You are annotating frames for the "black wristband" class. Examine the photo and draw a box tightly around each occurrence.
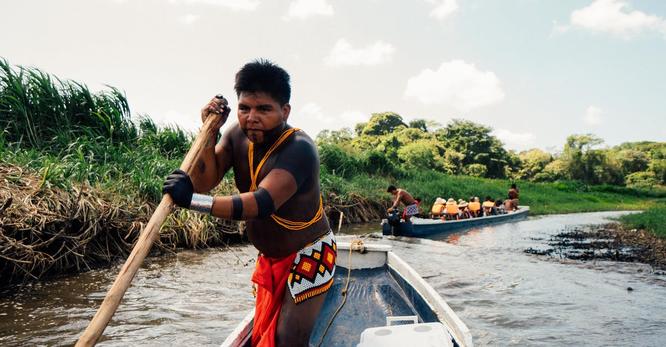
[232,195,243,220]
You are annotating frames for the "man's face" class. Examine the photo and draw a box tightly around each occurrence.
[237,91,290,144]
[390,190,397,197]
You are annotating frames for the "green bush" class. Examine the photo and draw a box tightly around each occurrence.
[463,163,487,178]
[319,143,359,178]
[625,171,659,189]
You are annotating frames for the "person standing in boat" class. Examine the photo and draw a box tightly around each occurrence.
[162,59,336,347]
[508,183,519,211]
[386,185,419,221]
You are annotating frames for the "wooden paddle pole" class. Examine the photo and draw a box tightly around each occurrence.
[75,113,222,347]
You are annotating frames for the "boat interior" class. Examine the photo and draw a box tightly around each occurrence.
[309,264,455,346]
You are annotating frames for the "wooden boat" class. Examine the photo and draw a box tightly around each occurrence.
[221,241,473,347]
[382,206,530,238]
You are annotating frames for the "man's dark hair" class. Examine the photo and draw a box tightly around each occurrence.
[234,59,291,106]
[511,183,517,189]
[387,185,397,193]
[485,196,492,201]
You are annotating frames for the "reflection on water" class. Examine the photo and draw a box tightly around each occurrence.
[1,211,665,346]
[0,246,259,347]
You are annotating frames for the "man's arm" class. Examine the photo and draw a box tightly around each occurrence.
[190,133,232,193]
[189,96,232,193]
[209,169,297,219]
[390,191,402,209]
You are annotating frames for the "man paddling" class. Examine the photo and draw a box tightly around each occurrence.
[162,59,336,347]
[386,185,419,221]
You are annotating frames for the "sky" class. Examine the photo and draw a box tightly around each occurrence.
[1,0,665,152]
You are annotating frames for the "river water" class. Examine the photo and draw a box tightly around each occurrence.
[1,211,665,346]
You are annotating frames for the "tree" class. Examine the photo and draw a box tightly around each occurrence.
[613,149,649,174]
[463,164,487,177]
[559,134,624,184]
[535,159,567,182]
[561,134,604,181]
[625,171,658,189]
[649,159,666,184]
[316,128,353,145]
[361,112,407,136]
[517,149,553,180]
[408,119,428,132]
[354,122,367,136]
[436,119,510,178]
[443,149,465,175]
[397,140,441,170]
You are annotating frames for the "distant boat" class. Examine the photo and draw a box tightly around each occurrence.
[382,206,530,238]
[221,241,473,347]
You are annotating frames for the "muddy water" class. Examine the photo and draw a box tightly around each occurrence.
[1,211,665,346]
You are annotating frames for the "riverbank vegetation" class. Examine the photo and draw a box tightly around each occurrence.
[619,204,666,239]
[1,59,665,283]
[318,113,666,215]
[0,59,239,284]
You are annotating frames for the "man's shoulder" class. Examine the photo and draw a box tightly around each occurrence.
[284,129,317,153]
[293,128,315,144]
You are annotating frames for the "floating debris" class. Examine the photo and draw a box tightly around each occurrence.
[524,224,666,269]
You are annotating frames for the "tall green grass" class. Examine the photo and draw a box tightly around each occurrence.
[619,204,666,238]
[0,58,193,201]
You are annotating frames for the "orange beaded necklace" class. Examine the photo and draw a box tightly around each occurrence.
[248,128,324,230]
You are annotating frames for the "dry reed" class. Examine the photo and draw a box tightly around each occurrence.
[0,164,239,285]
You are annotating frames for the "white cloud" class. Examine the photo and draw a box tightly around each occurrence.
[169,0,260,11]
[178,14,200,24]
[404,59,504,111]
[150,110,200,132]
[324,39,396,67]
[493,129,536,150]
[291,102,367,137]
[283,0,334,20]
[427,0,458,21]
[584,105,603,126]
[565,0,666,38]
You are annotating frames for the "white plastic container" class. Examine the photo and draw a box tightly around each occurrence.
[357,322,453,347]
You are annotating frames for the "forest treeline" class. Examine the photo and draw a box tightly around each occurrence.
[316,112,666,190]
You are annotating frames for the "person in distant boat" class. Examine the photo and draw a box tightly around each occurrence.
[430,197,446,218]
[387,185,419,221]
[444,198,459,220]
[414,197,423,216]
[468,197,481,218]
[458,200,470,219]
[508,183,519,211]
[482,196,495,216]
[503,199,514,213]
[494,199,506,214]
[162,59,335,347]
